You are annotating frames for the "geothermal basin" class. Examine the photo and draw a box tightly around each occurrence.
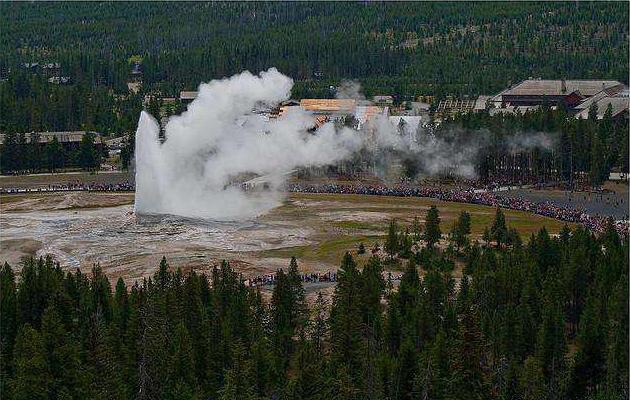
[1,190,574,285]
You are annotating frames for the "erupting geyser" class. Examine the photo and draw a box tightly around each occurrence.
[134,68,361,220]
[134,69,555,221]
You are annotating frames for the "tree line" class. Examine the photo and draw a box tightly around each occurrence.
[1,207,627,399]
[0,131,104,174]
[439,102,629,186]
[0,2,627,136]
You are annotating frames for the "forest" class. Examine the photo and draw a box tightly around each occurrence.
[1,98,626,188]
[1,208,627,400]
[443,102,630,185]
[0,131,104,174]
[0,2,628,135]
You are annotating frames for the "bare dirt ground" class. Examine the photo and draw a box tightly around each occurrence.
[1,191,573,286]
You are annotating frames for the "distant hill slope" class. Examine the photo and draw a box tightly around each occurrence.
[1,2,628,97]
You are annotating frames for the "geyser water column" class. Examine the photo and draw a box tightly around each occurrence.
[134,68,361,220]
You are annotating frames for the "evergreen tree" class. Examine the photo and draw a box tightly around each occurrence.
[45,136,65,172]
[450,211,471,252]
[0,132,19,173]
[11,324,51,400]
[40,305,90,399]
[329,253,364,390]
[490,208,509,248]
[0,263,17,399]
[384,219,399,261]
[79,131,99,171]
[424,206,442,249]
[535,296,567,395]
[164,322,199,400]
[219,341,257,400]
[518,356,546,400]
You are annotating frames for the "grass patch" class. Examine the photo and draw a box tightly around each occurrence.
[332,220,384,231]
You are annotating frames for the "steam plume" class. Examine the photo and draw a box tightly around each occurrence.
[135,68,361,220]
[134,69,558,220]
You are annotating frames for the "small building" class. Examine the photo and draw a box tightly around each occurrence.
[435,97,476,118]
[48,76,71,85]
[474,95,491,112]
[180,91,199,103]
[417,95,435,105]
[127,62,143,94]
[299,99,356,114]
[0,131,103,152]
[488,105,540,117]
[573,86,629,120]
[373,95,394,106]
[490,79,624,108]
[41,63,62,78]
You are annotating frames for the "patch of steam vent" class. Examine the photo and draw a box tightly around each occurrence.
[134,68,361,220]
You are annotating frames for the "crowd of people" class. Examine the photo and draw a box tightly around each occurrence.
[244,271,338,288]
[287,183,629,235]
[1,179,627,235]
[244,270,404,288]
[1,181,134,194]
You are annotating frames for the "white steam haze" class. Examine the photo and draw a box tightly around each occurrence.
[135,68,362,220]
[134,69,556,220]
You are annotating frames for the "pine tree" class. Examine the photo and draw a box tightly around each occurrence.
[329,253,364,389]
[40,305,90,399]
[270,269,293,372]
[490,208,508,248]
[424,206,442,249]
[603,279,629,397]
[590,129,606,186]
[535,296,567,395]
[518,356,546,400]
[11,324,51,400]
[0,132,19,173]
[79,130,99,171]
[482,227,491,247]
[0,263,17,399]
[411,216,422,243]
[219,341,257,400]
[450,211,471,252]
[385,219,399,261]
[164,322,199,400]
[570,294,606,398]
[45,136,65,172]
[86,312,128,400]
[448,307,488,399]
[357,242,366,254]
[414,331,450,400]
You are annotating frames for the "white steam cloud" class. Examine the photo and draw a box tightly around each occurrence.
[135,69,361,220]
[134,69,557,221]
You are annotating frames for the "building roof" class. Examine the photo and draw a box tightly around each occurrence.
[0,131,103,145]
[436,98,476,114]
[501,79,624,97]
[488,105,540,116]
[179,91,199,101]
[574,85,627,110]
[574,95,629,120]
[373,95,394,103]
[300,99,356,113]
[474,95,491,111]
